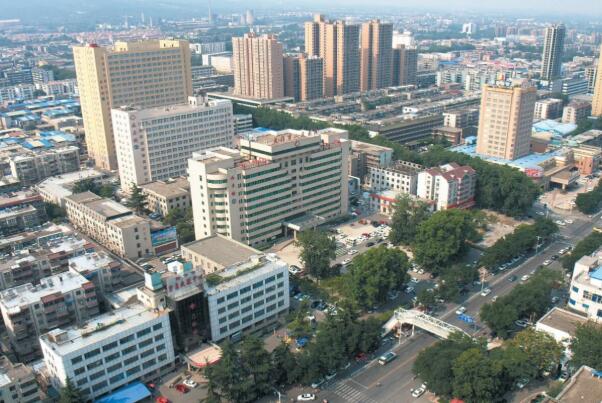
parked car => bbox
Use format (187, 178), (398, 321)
(516, 378), (530, 389)
(175, 384), (189, 394)
(515, 319), (529, 328)
(509, 275), (518, 282)
(183, 379), (197, 389)
(521, 274), (530, 282)
(310, 379), (325, 389)
(480, 288), (492, 297)
(405, 286), (415, 294)
(297, 393), (316, 401)
(325, 372), (337, 381)
(543, 259), (552, 266)
(455, 306), (467, 315)
(411, 386), (426, 398)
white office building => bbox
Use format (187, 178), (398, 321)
(204, 252), (289, 341)
(112, 96), (234, 187)
(368, 161), (423, 195)
(40, 304), (175, 401)
(568, 251), (602, 321)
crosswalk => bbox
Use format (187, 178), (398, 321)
(330, 381), (380, 403)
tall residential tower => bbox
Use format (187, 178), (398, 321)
(592, 45), (602, 117)
(541, 24), (566, 81)
(73, 40), (192, 170)
(360, 20), (393, 91)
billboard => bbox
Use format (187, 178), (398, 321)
(151, 226), (177, 247)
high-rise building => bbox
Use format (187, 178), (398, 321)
(304, 15), (360, 96)
(188, 128), (350, 246)
(73, 40), (193, 170)
(232, 33), (284, 100)
(360, 20), (393, 91)
(392, 45), (418, 86)
(284, 54), (324, 101)
(541, 24), (566, 81)
(585, 66), (597, 94)
(593, 45), (602, 117)
(112, 96), (234, 187)
(476, 81), (537, 160)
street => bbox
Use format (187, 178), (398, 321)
(277, 208), (601, 403)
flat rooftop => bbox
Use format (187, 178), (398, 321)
(182, 235), (259, 267)
(350, 140), (393, 153)
(140, 177), (189, 198)
(451, 143), (562, 171)
(536, 307), (589, 337)
(0, 272), (91, 313)
(84, 198), (131, 218)
(40, 304), (169, 356)
(556, 366), (602, 403)
(68, 252), (116, 273)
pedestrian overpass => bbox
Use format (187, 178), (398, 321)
(383, 308), (469, 339)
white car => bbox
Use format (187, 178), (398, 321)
(183, 379), (198, 388)
(410, 277), (419, 283)
(521, 274), (530, 282)
(342, 258), (352, 266)
(480, 288), (492, 297)
(325, 372), (337, 380)
(455, 306), (466, 315)
(411, 386), (426, 398)
(310, 379), (324, 389)
(565, 219), (574, 224)
(348, 249), (358, 255)
(555, 220), (566, 226)
(297, 393), (316, 401)
(405, 286), (415, 294)
(543, 259), (553, 266)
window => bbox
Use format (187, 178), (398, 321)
(240, 286), (251, 294)
(155, 334), (165, 341)
(71, 356), (83, 365)
(140, 348), (155, 359)
(156, 344), (166, 352)
(122, 346), (137, 355)
(228, 302), (239, 310)
(253, 281), (263, 289)
(137, 328), (151, 338)
(217, 297), (225, 304)
(152, 323), (163, 331)
(86, 360), (102, 371)
(84, 348), (100, 359)
(572, 286), (580, 293)
(73, 367), (85, 376)
(120, 335), (135, 344)
(105, 352), (120, 362)
(126, 366), (141, 376)
(227, 291), (238, 300)
(143, 358), (157, 368)
(124, 355), (138, 366)
(253, 290), (264, 299)
(109, 373), (125, 383)
(107, 363), (122, 373)
(89, 370), (105, 381)
(91, 381), (108, 392)
(139, 338), (153, 349)
(103, 341), (118, 351)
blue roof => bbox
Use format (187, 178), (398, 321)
(591, 267), (602, 281)
(94, 382), (150, 403)
(533, 120), (577, 137)
(451, 143), (560, 171)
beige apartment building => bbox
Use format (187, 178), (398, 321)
(476, 81), (537, 160)
(73, 40), (192, 170)
(232, 33), (284, 100)
(140, 177), (191, 217)
(112, 96), (234, 187)
(360, 20), (393, 91)
(64, 192), (152, 259)
(284, 54), (324, 101)
(593, 44), (602, 117)
(305, 15), (360, 96)
(188, 128), (350, 246)
(562, 101), (592, 124)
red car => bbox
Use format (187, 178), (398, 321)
(355, 352), (367, 362)
(175, 384), (189, 394)
(156, 398), (170, 403)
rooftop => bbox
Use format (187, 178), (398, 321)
(0, 356), (34, 387)
(536, 307), (589, 337)
(0, 272), (92, 313)
(40, 303), (169, 356)
(182, 235), (259, 268)
(556, 366), (602, 403)
(350, 140), (393, 153)
(451, 143), (562, 171)
(68, 252), (117, 274)
(140, 177), (190, 198)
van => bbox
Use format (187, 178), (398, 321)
(378, 351), (397, 365)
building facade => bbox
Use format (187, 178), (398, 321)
(562, 101), (592, 124)
(417, 163), (477, 210)
(232, 33), (284, 100)
(476, 82), (536, 160)
(9, 146), (80, 186)
(283, 55), (324, 102)
(140, 177), (191, 217)
(368, 161), (423, 195)
(0, 356), (40, 403)
(67, 252), (122, 296)
(112, 96), (234, 187)
(73, 40), (193, 170)
(360, 20), (393, 91)
(568, 251), (602, 321)
(0, 272), (99, 361)
(189, 128), (350, 246)
(40, 304), (175, 401)
(392, 45), (418, 86)
(591, 45), (602, 117)
(534, 98), (564, 120)
(541, 24), (566, 81)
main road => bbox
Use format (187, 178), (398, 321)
(282, 210), (600, 403)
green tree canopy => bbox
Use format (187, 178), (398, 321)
(389, 194), (431, 245)
(58, 378), (84, 403)
(452, 347), (504, 402)
(296, 229), (336, 278)
(561, 231), (602, 271)
(346, 246), (410, 308)
(508, 328), (562, 376)
(571, 322), (602, 370)
(125, 183), (149, 215)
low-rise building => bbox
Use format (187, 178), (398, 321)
(64, 192), (153, 259)
(35, 168), (107, 208)
(551, 365), (602, 403)
(140, 178), (190, 217)
(181, 234), (259, 274)
(368, 161), (423, 195)
(0, 356), (40, 403)
(433, 126), (464, 145)
(68, 252), (122, 296)
(233, 114), (253, 135)
(562, 101), (592, 124)
(40, 303), (175, 401)
(568, 251), (602, 320)
(534, 98), (564, 120)
(349, 140), (393, 182)
(367, 114), (444, 145)
(0, 272), (99, 361)
(417, 163), (477, 210)
(9, 146), (80, 186)
(204, 251), (289, 342)
(535, 307), (589, 352)
(443, 107), (479, 129)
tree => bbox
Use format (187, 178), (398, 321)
(271, 342), (301, 386)
(125, 183), (148, 215)
(413, 333), (477, 398)
(346, 246), (410, 308)
(452, 347), (504, 402)
(98, 183), (116, 198)
(72, 178), (98, 194)
(389, 194), (431, 245)
(561, 231), (602, 270)
(240, 336), (273, 400)
(571, 322), (602, 370)
(59, 378), (84, 403)
(44, 202), (66, 222)
(416, 288), (437, 309)
(205, 341), (249, 403)
(480, 298), (519, 338)
(413, 209), (478, 272)
(508, 328), (562, 376)
(296, 229), (336, 278)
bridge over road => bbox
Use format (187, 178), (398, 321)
(383, 308), (470, 339)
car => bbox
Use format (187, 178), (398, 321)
(355, 352), (367, 362)
(455, 306), (467, 315)
(310, 379), (325, 389)
(543, 259), (553, 266)
(555, 220), (566, 226)
(418, 268), (425, 274)
(342, 258), (352, 266)
(175, 384), (189, 394)
(551, 254), (559, 260)
(492, 296), (499, 302)
(515, 319), (529, 328)
(348, 249), (358, 255)
(480, 288), (492, 296)
(509, 275), (518, 282)
(378, 351), (397, 365)
(183, 379), (197, 388)
(410, 277), (419, 283)
(565, 219), (574, 224)
(325, 372), (337, 381)
(387, 290), (400, 300)
(366, 241), (375, 247)
(552, 296), (560, 304)
(411, 387), (426, 398)
(297, 393), (316, 401)
(558, 371), (569, 382)
(559, 248), (568, 255)
(516, 378), (530, 389)
(521, 274), (530, 282)
(405, 286), (415, 294)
